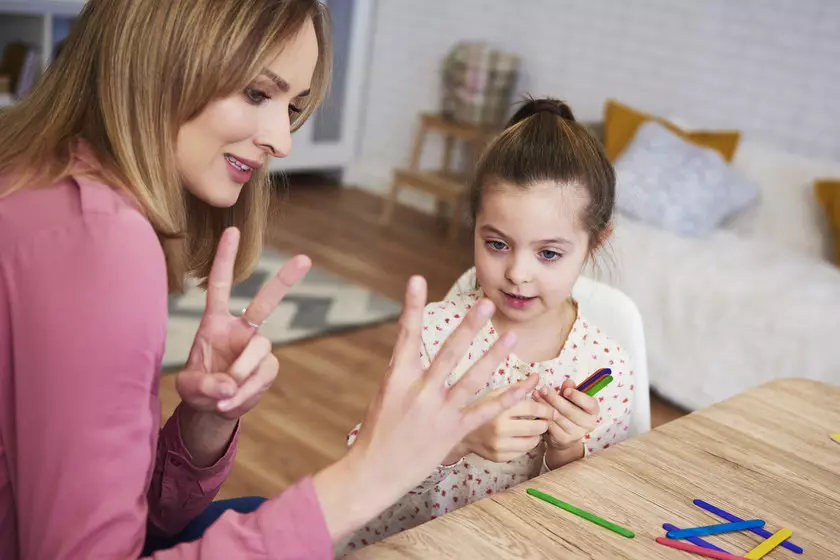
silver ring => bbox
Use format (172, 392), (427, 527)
(241, 308), (262, 329)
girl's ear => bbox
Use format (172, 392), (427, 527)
(591, 222), (614, 252)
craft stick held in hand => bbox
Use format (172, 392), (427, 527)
(526, 488), (634, 538)
(576, 368), (610, 392)
(584, 375), (613, 397)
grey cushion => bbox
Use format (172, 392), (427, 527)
(613, 121), (759, 236)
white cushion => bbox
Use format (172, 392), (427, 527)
(613, 121), (760, 237)
(727, 138), (840, 262)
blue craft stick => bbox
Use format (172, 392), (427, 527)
(665, 519), (764, 539)
(662, 524), (730, 554)
(693, 499), (804, 555)
(576, 368), (610, 392)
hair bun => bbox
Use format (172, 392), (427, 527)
(505, 97), (576, 129)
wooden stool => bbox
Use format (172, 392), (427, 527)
(379, 113), (498, 241)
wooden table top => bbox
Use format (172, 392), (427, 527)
(347, 378), (840, 559)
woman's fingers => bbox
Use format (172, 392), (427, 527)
(447, 331), (516, 407)
(388, 276), (427, 375)
(219, 353), (279, 412)
(459, 375), (539, 435)
(427, 299), (495, 388)
(205, 227), (240, 315)
(228, 335), (272, 383)
(176, 370), (238, 407)
(241, 255), (311, 329)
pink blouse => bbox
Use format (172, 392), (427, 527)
(0, 169), (332, 558)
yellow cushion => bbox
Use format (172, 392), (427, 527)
(815, 179), (840, 265)
(603, 99), (741, 162)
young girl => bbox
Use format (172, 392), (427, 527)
(337, 97), (636, 555)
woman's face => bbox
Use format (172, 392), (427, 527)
(176, 17), (319, 207)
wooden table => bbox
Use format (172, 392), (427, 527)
(348, 379), (840, 559)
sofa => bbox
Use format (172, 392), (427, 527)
(584, 101), (840, 411)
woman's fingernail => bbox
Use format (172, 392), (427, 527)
(218, 399), (234, 411)
(540, 387), (548, 396)
(477, 300), (494, 318)
(564, 388), (573, 398)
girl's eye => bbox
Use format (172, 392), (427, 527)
(244, 87), (270, 105)
(486, 240), (508, 251)
(289, 104), (303, 115)
(540, 249), (562, 261)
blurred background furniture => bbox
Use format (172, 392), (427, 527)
(378, 112), (497, 241)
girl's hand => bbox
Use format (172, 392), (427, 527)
(312, 275), (540, 541)
(176, 227), (311, 420)
(457, 388), (556, 463)
(535, 378), (600, 468)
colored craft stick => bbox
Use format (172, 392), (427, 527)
(665, 519), (765, 539)
(694, 499), (803, 554)
(831, 433), (840, 445)
(656, 538), (749, 560)
(576, 368), (610, 392)
(526, 488), (634, 538)
(744, 528), (794, 560)
(584, 375), (613, 397)
(662, 523), (730, 554)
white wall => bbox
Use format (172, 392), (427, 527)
(345, 0), (840, 212)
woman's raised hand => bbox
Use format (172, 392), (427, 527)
(313, 275), (539, 540)
(176, 227), (311, 420)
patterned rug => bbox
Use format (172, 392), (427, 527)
(163, 249), (402, 370)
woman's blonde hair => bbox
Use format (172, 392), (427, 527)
(0, 0), (332, 292)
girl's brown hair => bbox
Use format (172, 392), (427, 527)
(0, 0), (332, 292)
(469, 97), (615, 255)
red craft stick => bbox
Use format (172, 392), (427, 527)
(656, 538), (749, 559)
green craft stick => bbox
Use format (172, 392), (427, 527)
(584, 375), (613, 397)
(526, 488), (634, 538)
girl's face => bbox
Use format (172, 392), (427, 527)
(474, 181), (594, 325)
(176, 18), (319, 207)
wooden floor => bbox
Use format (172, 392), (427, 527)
(158, 178), (687, 501)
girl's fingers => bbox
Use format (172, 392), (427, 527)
(459, 376), (539, 435)
(538, 386), (591, 427)
(546, 419), (575, 444)
(502, 418), (550, 438)
(562, 386), (600, 415)
(218, 354), (279, 412)
(507, 397), (557, 421)
(447, 331), (517, 407)
(427, 299), (496, 389)
(228, 335), (273, 383)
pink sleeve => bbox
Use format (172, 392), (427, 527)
(7, 210), (332, 558)
(145, 402), (240, 538)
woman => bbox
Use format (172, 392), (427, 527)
(0, 0), (537, 558)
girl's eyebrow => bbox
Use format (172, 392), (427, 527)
(260, 69), (310, 97)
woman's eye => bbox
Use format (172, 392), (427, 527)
(244, 87), (269, 105)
